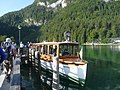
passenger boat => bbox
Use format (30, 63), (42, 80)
(31, 32), (88, 85)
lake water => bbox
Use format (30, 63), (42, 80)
(21, 45), (120, 90)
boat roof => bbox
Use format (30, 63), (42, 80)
(32, 41), (79, 46)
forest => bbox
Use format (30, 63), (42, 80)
(38, 0), (120, 43)
(0, 0), (120, 44)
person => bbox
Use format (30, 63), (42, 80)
(20, 41), (24, 48)
(20, 41), (24, 55)
(0, 41), (6, 70)
(11, 42), (17, 59)
(4, 38), (12, 60)
(3, 38), (13, 75)
(62, 48), (69, 56)
(0, 46), (6, 63)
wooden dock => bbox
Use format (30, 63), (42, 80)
(0, 56), (21, 90)
(0, 66), (10, 90)
(0, 47), (60, 90)
(10, 57), (21, 90)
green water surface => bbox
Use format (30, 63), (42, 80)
(21, 45), (120, 90)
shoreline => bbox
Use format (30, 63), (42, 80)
(83, 43), (120, 46)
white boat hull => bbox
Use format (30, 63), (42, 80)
(40, 60), (87, 84)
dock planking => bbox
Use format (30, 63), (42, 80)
(10, 57), (21, 90)
(0, 65), (10, 90)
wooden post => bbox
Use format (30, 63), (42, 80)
(35, 51), (39, 71)
(27, 47), (29, 63)
(33, 50), (35, 67)
(17, 48), (20, 57)
(37, 52), (41, 77)
(52, 57), (59, 90)
(27, 47), (30, 65)
(18, 48), (20, 55)
(31, 49), (35, 66)
(30, 49), (32, 66)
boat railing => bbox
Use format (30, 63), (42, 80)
(59, 55), (78, 59)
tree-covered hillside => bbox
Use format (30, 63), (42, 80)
(0, 0), (74, 43)
(38, 0), (120, 43)
(0, 0), (57, 43)
(0, 0), (120, 44)
(0, 0), (58, 26)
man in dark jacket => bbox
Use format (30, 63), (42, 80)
(0, 45), (6, 64)
(0, 42), (6, 71)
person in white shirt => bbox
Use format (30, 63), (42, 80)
(20, 42), (24, 48)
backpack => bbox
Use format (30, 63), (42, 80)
(4, 42), (12, 60)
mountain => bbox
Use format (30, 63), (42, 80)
(0, 0), (73, 26)
(0, 0), (69, 42)
(38, 0), (120, 43)
(0, 0), (120, 44)
(0, 0), (74, 43)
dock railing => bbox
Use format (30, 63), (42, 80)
(13, 47), (60, 90)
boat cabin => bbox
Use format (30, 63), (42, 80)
(31, 41), (81, 62)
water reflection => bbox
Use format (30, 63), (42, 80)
(110, 45), (120, 51)
(21, 65), (43, 90)
(84, 45), (120, 62)
(21, 65), (85, 90)
(84, 45), (120, 90)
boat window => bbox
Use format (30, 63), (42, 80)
(49, 45), (57, 56)
(59, 44), (78, 56)
(43, 45), (48, 55)
(73, 45), (78, 56)
(39, 46), (42, 54)
(49, 45), (54, 55)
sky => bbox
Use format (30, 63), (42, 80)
(0, 0), (35, 17)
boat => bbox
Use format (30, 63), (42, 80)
(30, 32), (88, 85)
